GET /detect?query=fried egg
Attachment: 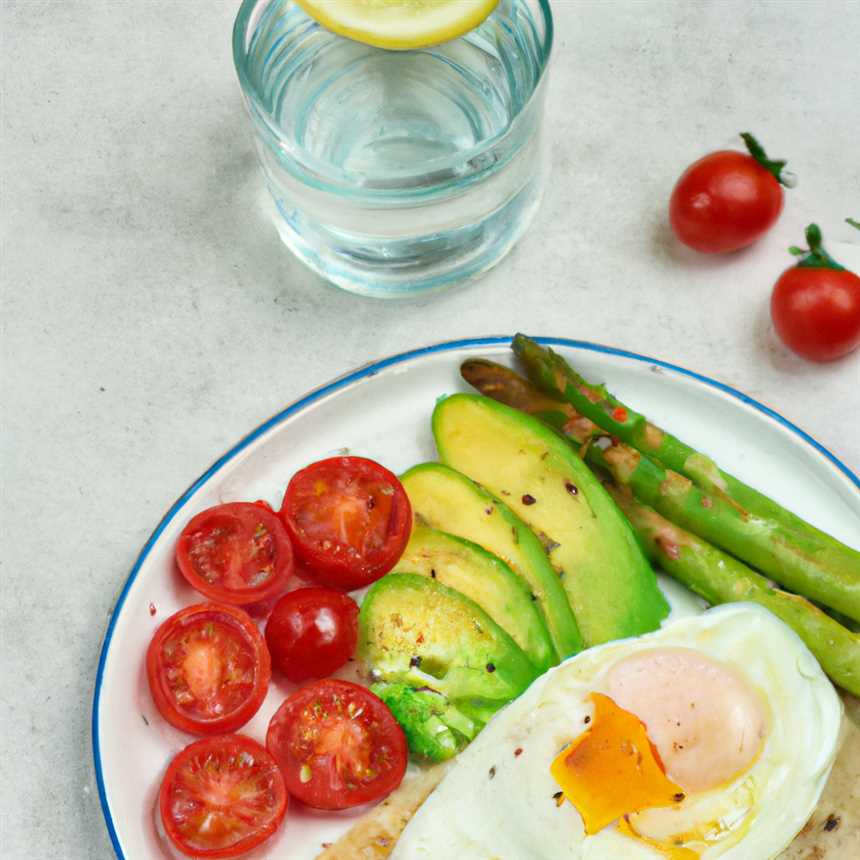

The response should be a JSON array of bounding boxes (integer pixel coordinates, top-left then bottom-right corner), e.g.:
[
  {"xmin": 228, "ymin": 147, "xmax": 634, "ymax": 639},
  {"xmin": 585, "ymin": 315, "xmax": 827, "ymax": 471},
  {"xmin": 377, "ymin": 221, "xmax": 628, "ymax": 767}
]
[{"xmin": 391, "ymin": 604, "xmax": 842, "ymax": 859}]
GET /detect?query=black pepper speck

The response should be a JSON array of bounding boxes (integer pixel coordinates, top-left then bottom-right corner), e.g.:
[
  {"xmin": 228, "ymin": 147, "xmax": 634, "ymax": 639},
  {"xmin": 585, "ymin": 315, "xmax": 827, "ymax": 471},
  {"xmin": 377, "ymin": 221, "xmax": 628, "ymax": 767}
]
[{"xmin": 824, "ymin": 814, "xmax": 840, "ymax": 832}]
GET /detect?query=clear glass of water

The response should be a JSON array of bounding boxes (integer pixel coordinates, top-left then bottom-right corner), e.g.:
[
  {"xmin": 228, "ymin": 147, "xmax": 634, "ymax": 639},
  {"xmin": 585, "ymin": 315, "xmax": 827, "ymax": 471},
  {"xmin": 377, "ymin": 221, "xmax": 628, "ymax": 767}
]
[{"xmin": 233, "ymin": 0, "xmax": 553, "ymax": 298}]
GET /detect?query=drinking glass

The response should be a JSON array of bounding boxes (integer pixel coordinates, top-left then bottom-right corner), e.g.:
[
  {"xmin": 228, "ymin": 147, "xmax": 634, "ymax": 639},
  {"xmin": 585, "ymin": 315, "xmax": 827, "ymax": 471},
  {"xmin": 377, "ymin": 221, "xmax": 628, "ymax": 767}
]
[{"xmin": 233, "ymin": 0, "xmax": 553, "ymax": 297}]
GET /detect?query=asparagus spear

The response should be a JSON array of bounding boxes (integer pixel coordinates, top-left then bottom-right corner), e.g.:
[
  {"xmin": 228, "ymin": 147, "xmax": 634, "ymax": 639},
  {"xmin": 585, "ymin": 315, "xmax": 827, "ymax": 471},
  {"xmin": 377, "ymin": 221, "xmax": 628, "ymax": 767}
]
[
  {"xmin": 461, "ymin": 360, "xmax": 860, "ymax": 693},
  {"xmin": 605, "ymin": 484, "xmax": 860, "ymax": 696},
  {"xmin": 512, "ymin": 333, "xmax": 858, "ymax": 556},
  {"xmin": 461, "ymin": 359, "xmax": 860, "ymax": 623}
]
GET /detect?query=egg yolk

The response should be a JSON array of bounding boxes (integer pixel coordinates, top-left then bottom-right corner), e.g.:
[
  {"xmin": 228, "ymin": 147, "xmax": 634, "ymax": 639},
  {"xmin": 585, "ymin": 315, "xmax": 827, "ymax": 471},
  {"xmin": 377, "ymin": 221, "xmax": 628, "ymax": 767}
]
[
  {"xmin": 550, "ymin": 692, "xmax": 686, "ymax": 835},
  {"xmin": 606, "ymin": 648, "xmax": 768, "ymax": 793}
]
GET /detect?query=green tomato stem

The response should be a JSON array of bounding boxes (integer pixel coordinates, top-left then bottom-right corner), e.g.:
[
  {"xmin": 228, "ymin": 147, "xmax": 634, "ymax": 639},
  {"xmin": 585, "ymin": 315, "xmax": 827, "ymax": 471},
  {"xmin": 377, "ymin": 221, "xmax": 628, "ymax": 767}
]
[
  {"xmin": 740, "ymin": 132, "xmax": 794, "ymax": 186},
  {"xmin": 793, "ymin": 223, "xmax": 846, "ymax": 271}
]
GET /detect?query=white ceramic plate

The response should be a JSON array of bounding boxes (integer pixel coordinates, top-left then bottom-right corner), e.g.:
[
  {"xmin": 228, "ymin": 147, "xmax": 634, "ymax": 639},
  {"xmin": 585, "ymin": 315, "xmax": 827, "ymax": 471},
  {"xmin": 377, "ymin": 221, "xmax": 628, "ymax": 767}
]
[{"xmin": 93, "ymin": 337, "xmax": 860, "ymax": 860}]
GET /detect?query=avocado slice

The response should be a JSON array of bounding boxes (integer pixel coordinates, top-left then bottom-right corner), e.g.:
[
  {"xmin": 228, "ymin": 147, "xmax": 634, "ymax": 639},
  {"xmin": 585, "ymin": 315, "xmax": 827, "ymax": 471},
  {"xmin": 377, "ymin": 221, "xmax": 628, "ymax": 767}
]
[
  {"xmin": 401, "ymin": 463, "xmax": 582, "ymax": 659},
  {"xmin": 394, "ymin": 524, "xmax": 556, "ymax": 673},
  {"xmin": 433, "ymin": 394, "xmax": 669, "ymax": 647},
  {"xmin": 359, "ymin": 573, "xmax": 538, "ymax": 707}
]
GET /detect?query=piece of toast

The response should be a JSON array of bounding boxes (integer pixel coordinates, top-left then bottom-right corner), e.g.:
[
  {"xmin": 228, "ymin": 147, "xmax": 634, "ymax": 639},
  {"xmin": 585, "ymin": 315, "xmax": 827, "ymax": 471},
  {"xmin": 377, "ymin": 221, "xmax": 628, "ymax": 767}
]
[{"xmin": 316, "ymin": 763, "xmax": 451, "ymax": 860}]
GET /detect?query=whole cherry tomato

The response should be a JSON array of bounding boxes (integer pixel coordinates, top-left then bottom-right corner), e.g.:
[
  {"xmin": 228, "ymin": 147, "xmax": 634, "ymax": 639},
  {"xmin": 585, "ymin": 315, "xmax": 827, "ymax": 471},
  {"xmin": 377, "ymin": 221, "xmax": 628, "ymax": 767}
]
[
  {"xmin": 265, "ymin": 587, "xmax": 359, "ymax": 682},
  {"xmin": 771, "ymin": 223, "xmax": 860, "ymax": 362},
  {"xmin": 279, "ymin": 456, "xmax": 412, "ymax": 591},
  {"xmin": 670, "ymin": 133, "xmax": 793, "ymax": 253}
]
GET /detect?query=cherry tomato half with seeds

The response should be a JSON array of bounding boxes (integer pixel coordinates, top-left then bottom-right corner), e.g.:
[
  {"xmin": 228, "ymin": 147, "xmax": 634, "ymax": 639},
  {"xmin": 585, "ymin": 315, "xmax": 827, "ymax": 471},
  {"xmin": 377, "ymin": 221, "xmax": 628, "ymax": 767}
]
[
  {"xmin": 279, "ymin": 457, "xmax": 412, "ymax": 591},
  {"xmin": 670, "ymin": 133, "xmax": 791, "ymax": 254},
  {"xmin": 147, "ymin": 603, "xmax": 271, "ymax": 735},
  {"xmin": 771, "ymin": 224, "xmax": 860, "ymax": 362},
  {"xmin": 176, "ymin": 502, "xmax": 294, "ymax": 606},
  {"xmin": 159, "ymin": 734, "xmax": 287, "ymax": 858},
  {"xmin": 265, "ymin": 587, "xmax": 359, "ymax": 683},
  {"xmin": 266, "ymin": 679, "xmax": 408, "ymax": 810}
]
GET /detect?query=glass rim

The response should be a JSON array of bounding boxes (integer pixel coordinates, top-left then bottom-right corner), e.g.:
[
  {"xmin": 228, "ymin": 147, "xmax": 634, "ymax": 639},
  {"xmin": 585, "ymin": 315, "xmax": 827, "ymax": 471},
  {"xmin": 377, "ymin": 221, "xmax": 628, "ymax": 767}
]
[{"xmin": 232, "ymin": 0, "xmax": 554, "ymax": 195}]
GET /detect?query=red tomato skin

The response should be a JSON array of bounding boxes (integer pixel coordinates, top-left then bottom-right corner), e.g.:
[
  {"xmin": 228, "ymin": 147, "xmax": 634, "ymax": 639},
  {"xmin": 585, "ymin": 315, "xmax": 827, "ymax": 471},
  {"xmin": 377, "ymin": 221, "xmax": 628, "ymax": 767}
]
[
  {"xmin": 159, "ymin": 734, "xmax": 287, "ymax": 859},
  {"xmin": 266, "ymin": 679, "xmax": 408, "ymax": 810},
  {"xmin": 175, "ymin": 502, "xmax": 294, "ymax": 606},
  {"xmin": 279, "ymin": 457, "xmax": 412, "ymax": 591},
  {"xmin": 669, "ymin": 150, "xmax": 783, "ymax": 253},
  {"xmin": 771, "ymin": 266, "xmax": 860, "ymax": 362},
  {"xmin": 265, "ymin": 587, "xmax": 359, "ymax": 683},
  {"xmin": 147, "ymin": 603, "xmax": 271, "ymax": 736}
]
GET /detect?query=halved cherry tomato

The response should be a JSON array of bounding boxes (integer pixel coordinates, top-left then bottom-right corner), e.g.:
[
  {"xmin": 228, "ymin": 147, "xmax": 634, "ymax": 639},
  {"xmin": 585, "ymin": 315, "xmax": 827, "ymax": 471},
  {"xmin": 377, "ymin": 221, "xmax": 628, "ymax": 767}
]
[
  {"xmin": 771, "ymin": 224, "xmax": 860, "ymax": 362},
  {"xmin": 176, "ymin": 502, "xmax": 293, "ymax": 606},
  {"xmin": 266, "ymin": 679, "xmax": 407, "ymax": 810},
  {"xmin": 670, "ymin": 133, "xmax": 791, "ymax": 254},
  {"xmin": 265, "ymin": 587, "xmax": 359, "ymax": 683},
  {"xmin": 279, "ymin": 457, "xmax": 411, "ymax": 591},
  {"xmin": 147, "ymin": 603, "xmax": 271, "ymax": 735},
  {"xmin": 159, "ymin": 734, "xmax": 287, "ymax": 858}
]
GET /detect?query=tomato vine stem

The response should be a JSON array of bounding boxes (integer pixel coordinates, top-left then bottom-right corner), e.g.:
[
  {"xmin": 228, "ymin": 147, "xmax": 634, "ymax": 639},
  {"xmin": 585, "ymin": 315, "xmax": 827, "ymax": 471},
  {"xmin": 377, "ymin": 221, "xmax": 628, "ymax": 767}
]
[
  {"xmin": 740, "ymin": 132, "xmax": 795, "ymax": 187},
  {"xmin": 792, "ymin": 224, "xmax": 846, "ymax": 271}
]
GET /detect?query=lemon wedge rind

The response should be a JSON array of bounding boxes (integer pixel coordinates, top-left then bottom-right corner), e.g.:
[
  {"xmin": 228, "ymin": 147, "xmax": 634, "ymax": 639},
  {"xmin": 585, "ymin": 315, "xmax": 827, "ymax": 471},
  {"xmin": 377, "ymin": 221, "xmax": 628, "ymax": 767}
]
[{"xmin": 295, "ymin": 0, "xmax": 500, "ymax": 51}]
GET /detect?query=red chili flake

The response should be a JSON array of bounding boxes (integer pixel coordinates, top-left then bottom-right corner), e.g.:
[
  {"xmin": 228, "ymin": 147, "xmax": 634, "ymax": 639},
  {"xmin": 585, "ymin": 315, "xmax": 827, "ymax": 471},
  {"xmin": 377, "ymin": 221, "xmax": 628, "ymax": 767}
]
[
  {"xmin": 611, "ymin": 407, "xmax": 628, "ymax": 422},
  {"xmin": 514, "ymin": 747, "xmax": 523, "ymax": 757},
  {"xmin": 701, "ymin": 496, "xmax": 713, "ymax": 508},
  {"xmin": 521, "ymin": 494, "xmax": 536, "ymax": 505},
  {"xmin": 610, "ymin": 436, "xmax": 620, "ymax": 447},
  {"xmin": 416, "ymin": 633, "xmax": 425, "ymax": 644},
  {"xmin": 148, "ymin": 603, "xmax": 157, "ymax": 616}
]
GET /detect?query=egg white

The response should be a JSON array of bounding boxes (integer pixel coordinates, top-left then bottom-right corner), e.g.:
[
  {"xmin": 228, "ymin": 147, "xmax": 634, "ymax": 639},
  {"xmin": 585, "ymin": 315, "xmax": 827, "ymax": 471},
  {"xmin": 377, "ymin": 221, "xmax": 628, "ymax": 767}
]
[{"xmin": 391, "ymin": 603, "xmax": 842, "ymax": 860}]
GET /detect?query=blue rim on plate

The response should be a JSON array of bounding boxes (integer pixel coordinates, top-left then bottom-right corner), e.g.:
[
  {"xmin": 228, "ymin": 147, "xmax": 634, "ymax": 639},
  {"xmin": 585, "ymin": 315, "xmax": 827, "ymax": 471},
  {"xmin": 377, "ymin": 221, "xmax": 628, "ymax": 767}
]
[{"xmin": 91, "ymin": 335, "xmax": 859, "ymax": 859}]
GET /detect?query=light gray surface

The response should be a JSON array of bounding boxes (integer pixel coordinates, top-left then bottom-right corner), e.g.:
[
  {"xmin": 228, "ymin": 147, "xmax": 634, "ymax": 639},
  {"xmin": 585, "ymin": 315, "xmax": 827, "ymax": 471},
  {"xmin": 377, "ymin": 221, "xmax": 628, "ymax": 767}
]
[{"xmin": 2, "ymin": 1, "xmax": 859, "ymax": 858}]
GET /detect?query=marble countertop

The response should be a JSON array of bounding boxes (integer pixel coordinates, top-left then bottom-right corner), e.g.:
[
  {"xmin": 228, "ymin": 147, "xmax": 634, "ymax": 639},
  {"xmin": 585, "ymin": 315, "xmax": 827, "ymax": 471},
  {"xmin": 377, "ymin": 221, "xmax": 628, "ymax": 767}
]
[{"xmin": 2, "ymin": 1, "xmax": 859, "ymax": 857}]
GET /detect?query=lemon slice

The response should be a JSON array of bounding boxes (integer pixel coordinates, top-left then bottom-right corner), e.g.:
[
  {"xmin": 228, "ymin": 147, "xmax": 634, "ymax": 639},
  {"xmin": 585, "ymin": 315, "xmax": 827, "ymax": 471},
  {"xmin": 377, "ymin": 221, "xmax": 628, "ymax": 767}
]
[{"xmin": 296, "ymin": 0, "xmax": 500, "ymax": 50}]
